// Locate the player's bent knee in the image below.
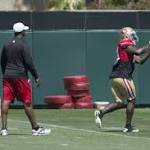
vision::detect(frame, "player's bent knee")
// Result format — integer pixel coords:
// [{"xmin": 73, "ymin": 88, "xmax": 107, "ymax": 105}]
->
[
  {"xmin": 115, "ymin": 99, "xmax": 124, "ymax": 103},
  {"xmin": 23, "ymin": 102, "xmax": 32, "ymax": 108},
  {"xmin": 116, "ymin": 101, "xmax": 125, "ymax": 107},
  {"xmin": 127, "ymin": 98, "xmax": 136, "ymax": 103}
]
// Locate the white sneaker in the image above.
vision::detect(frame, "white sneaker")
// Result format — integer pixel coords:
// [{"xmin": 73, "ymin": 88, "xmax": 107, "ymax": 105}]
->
[
  {"xmin": 1, "ymin": 129, "xmax": 8, "ymax": 136},
  {"xmin": 123, "ymin": 125, "xmax": 139, "ymax": 133},
  {"xmin": 94, "ymin": 110, "xmax": 103, "ymax": 128},
  {"xmin": 32, "ymin": 127, "xmax": 51, "ymax": 136}
]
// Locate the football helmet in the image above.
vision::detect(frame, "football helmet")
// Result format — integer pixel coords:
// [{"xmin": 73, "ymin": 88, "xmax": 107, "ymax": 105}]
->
[{"xmin": 120, "ymin": 27, "xmax": 139, "ymax": 42}]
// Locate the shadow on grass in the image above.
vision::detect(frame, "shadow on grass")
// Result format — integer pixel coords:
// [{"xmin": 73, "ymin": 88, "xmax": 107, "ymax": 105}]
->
[
  {"xmin": 7, "ymin": 133, "xmax": 31, "ymax": 136},
  {"xmin": 101, "ymin": 127, "xmax": 123, "ymax": 133}
]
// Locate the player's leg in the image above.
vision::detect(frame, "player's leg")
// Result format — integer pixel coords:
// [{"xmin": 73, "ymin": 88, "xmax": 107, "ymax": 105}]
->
[
  {"xmin": 23, "ymin": 103, "xmax": 51, "ymax": 135},
  {"xmin": 14, "ymin": 78, "xmax": 38, "ymax": 128},
  {"xmin": 95, "ymin": 78, "xmax": 125, "ymax": 127},
  {"xmin": 95, "ymin": 102, "xmax": 124, "ymax": 128},
  {"xmin": 1, "ymin": 100, "xmax": 11, "ymax": 135},
  {"xmin": 124, "ymin": 99, "xmax": 136, "ymax": 130},
  {"xmin": 1, "ymin": 79, "xmax": 15, "ymax": 136},
  {"xmin": 23, "ymin": 103, "xmax": 38, "ymax": 129},
  {"xmin": 16, "ymin": 79, "xmax": 51, "ymax": 135},
  {"xmin": 124, "ymin": 100, "xmax": 139, "ymax": 132},
  {"xmin": 122, "ymin": 79, "xmax": 139, "ymax": 132}
]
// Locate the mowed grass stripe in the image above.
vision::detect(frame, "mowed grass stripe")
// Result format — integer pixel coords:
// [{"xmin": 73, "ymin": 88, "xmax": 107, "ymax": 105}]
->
[
  {"xmin": 0, "ymin": 109, "xmax": 150, "ymax": 150},
  {"xmin": 8, "ymin": 118, "xmax": 150, "ymax": 141}
]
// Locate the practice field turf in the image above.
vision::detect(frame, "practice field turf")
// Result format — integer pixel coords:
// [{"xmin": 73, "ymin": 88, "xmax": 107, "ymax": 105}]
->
[{"xmin": 0, "ymin": 108, "xmax": 150, "ymax": 150}]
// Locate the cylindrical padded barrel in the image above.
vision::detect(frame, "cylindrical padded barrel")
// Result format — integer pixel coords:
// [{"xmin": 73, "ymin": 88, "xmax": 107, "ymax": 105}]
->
[
  {"xmin": 73, "ymin": 95, "xmax": 93, "ymax": 103},
  {"xmin": 44, "ymin": 95, "xmax": 72, "ymax": 105},
  {"xmin": 75, "ymin": 102, "xmax": 93, "ymax": 109},
  {"xmin": 67, "ymin": 90, "xmax": 90, "ymax": 98},
  {"xmin": 64, "ymin": 75, "xmax": 89, "ymax": 89},
  {"xmin": 65, "ymin": 82, "xmax": 90, "ymax": 91},
  {"xmin": 59, "ymin": 102, "xmax": 74, "ymax": 109}
]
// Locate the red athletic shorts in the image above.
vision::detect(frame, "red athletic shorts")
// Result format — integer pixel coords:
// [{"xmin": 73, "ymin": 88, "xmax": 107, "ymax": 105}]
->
[{"xmin": 3, "ymin": 78, "xmax": 32, "ymax": 104}]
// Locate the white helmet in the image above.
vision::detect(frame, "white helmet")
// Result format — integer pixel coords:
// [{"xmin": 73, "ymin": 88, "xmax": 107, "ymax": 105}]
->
[{"xmin": 120, "ymin": 27, "xmax": 139, "ymax": 42}]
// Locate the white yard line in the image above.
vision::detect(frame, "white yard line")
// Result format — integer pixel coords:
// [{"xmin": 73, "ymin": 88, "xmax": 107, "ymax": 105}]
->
[
  {"xmin": 8, "ymin": 119, "xmax": 150, "ymax": 140},
  {"xmin": 8, "ymin": 127, "xmax": 18, "ymax": 130}
]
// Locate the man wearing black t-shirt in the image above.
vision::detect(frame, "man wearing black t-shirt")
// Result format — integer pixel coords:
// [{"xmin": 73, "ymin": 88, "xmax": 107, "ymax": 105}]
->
[{"xmin": 1, "ymin": 22, "xmax": 51, "ymax": 136}]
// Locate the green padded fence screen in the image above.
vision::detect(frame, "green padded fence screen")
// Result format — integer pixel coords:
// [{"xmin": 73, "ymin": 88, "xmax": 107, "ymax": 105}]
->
[{"xmin": 0, "ymin": 30, "xmax": 150, "ymax": 105}]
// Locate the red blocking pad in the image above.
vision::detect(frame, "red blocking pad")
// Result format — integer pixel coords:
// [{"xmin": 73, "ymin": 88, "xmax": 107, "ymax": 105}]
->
[
  {"xmin": 64, "ymin": 75, "xmax": 89, "ymax": 88},
  {"xmin": 59, "ymin": 102, "xmax": 74, "ymax": 109},
  {"xmin": 65, "ymin": 82, "xmax": 90, "ymax": 91},
  {"xmin": 67, "ymin": 90, "xmax": 90, "ymax": 98},
  {"xmin": 44, "ymin": 95, "xmax": 72, "ymax": 105},
  {"xmin": 75, "ymin": 102, "xmax": 93, "ymax": 109},
  {"xmin": 73, "ymin": 95, "xmax": 93, "ymax": 103}
]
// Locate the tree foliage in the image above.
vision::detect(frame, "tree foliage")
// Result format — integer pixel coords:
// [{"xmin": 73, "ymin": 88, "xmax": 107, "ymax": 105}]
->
[
  {"xmin": 48, "ymin": 0, "xmax": 85, "ymax": 10},
  {"xmin": 87, "ymin": 0, "xmax": 150, "ymax": 10},
  {"xmin": 14, "ymin": 0, "xmax": 150, "ymax": 11}
]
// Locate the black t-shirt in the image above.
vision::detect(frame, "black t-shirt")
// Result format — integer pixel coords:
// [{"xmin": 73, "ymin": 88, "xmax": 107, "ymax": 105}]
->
[
  {"xmin": 1, "ymin": 36, "xmax": 39, "ymax": 79},
  {"xmin": 110, "ymin": 38, "xmax": 135, "ymax": 79},
  {"xmin": 110, "ymin": 60, "xmax": 135, "ymax": 79}
]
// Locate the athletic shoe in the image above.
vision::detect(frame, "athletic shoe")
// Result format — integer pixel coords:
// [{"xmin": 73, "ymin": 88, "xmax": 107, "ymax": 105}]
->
[
  {"xmin": 94, "ymin": 110, "xmax": 103, "ymax": 128},
  {"xmin": 1, "ymin": 129, "xmax": 8, "ymax": 136},
  {"xmin": 32, "ymin": 127, "xmax": 51, "ymax": 136},
  {"xmin": 123, "ymin": 125, "xmax": 139, "ymax": 133}
]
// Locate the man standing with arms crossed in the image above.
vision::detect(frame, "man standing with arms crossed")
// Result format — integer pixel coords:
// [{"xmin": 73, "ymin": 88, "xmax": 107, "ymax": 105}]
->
[{"xmin": 1, "ymin": 22, "xmax": 51, "ymax": 136}]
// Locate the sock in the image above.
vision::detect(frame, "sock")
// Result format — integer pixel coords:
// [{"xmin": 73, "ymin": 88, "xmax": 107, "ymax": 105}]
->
[{"xmin": 33, "ymin": 126, "xmax": 40, "ymax": 130}]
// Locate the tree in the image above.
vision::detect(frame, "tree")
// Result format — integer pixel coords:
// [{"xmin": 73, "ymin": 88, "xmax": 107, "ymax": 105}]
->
[{"xmin": 48, "ymin": 0, "xmax": 85, "ymax": 10}]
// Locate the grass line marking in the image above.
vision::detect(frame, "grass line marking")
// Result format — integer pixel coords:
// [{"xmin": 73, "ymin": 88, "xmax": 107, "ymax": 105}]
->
[{"xmin": 8, "ymin": 119, "xmax": 150, "ymax": 140}]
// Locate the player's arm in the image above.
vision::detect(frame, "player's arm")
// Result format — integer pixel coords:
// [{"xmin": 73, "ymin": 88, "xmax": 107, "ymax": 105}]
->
[
  {"xmin": 133, "ymin": 50, "xmax": 150, "ymax": 64},
  {"xmin": 125, "ymin": 43, "xmax": 150, "ymax": 55},
  {"xmin": 22, "ymin": 44, "xmax": 40, "ymax": 85},
  {"xmin": 0, "ymin": 46, "xmax": 7, "ymax": 74}
]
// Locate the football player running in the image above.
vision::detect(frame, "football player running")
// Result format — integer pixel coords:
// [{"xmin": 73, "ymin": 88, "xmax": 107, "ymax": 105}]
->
[{"xmin": 95, "ymin": 27, "xmax": 150, "ymax": 132}]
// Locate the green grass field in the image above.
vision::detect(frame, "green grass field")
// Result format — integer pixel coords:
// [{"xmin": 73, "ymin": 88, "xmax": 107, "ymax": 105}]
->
[{"xmin": 0, "ymin": 108, "xmax": 150, "ymax": 150}]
